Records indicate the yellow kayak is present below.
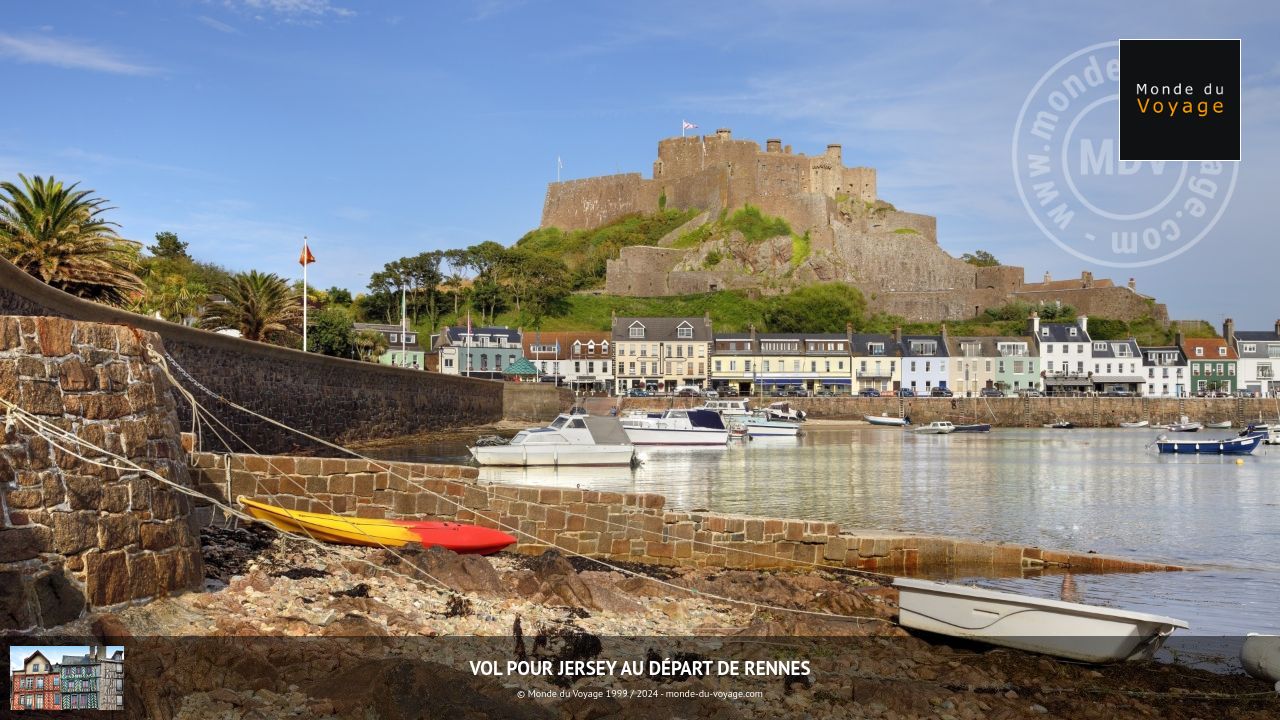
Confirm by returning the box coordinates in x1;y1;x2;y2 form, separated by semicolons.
237;496;517;553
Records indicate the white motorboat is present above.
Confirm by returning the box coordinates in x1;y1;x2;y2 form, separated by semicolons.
1118;420;1149;428
620;408;729;445
912;421;955;434
766;401;806;422
1241;634;1280;685
741;409;801;437
1163;415;1203;432
470;413;634;466
1240;423;1280;445
1205;420;1232;429
893;578;1188;663
697;398;752;417
865;414;910;427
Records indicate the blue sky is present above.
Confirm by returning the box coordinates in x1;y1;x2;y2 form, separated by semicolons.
9;645;124;670
2;1;1277;325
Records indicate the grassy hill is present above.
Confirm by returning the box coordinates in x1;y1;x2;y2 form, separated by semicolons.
513;209;698;288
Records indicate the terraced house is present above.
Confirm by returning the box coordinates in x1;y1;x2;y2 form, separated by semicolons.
1182;335;1237;395
10;650;59;711
709;326;854;395
898;329;950;394
611;313;713;393
1225;318;1280;397
1142;336;1190;398
1088;338;1144;395
432;325;525;380
1031;314;1093;396
522;331;613;392
946;335;1040;396
851;334;900;393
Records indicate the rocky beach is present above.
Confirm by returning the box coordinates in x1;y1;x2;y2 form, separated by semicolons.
28;524;1277;720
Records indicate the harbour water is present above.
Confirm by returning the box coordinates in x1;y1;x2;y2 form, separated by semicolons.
369;426;1280;638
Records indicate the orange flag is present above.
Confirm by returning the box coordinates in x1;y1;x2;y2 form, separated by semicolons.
299;242;316;266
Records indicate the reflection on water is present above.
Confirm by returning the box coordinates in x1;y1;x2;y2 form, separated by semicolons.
368;427;1280;635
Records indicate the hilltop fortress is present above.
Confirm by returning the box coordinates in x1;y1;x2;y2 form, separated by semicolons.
541;129;1167;323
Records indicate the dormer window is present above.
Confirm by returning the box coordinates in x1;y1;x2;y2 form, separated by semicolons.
1218;347;1226;356
677;321;693;339
629;322;646;338
1041;328;1049;336
868;342;884;355
1069;328;1078;336
1093;342;1107;352
1195;347;1203;356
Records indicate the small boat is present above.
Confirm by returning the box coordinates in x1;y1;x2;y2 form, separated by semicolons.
1043;420;1074;429
893;578;1188;663
1119;420;1149;429
1163;415;1203;432
1241;634;1280;684
470;412;634;466
239;497;517;554
741;409;802;437
913;421;955;434
766;401;806;422
1154;431;1264;455
621;408;729;445
697;398;751;417
952;423;992;433
1205;420;1232;429
864;414;909;427
1241;423;1280;445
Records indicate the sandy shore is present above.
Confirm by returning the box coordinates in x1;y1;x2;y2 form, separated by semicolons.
34;525;1278;719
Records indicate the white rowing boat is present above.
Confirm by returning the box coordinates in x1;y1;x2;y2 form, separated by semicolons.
893;578;1188;663
1119;420;1149;428
865;414;909;427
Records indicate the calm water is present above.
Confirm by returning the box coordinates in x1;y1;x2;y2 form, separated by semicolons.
370;427;1280;637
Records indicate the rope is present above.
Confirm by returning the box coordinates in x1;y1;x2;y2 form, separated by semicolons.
150;345;893;624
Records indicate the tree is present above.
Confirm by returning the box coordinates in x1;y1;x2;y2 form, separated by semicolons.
0;174;144;305
400;250;444;329
764;283;867;333
140;273;205;323
325;286;353;305
308;305;357;357
148;231;190;261
353;329;389;362
470;278;506;324
961;250;1000;267
461;240;507;281
504;249;570;323
199;270;301;343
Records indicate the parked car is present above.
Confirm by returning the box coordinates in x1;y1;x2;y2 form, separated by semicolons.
627;388;650;397
720;387;739;397
675;386;702;397
979;388;1004;398
815;389;833;397
859;388;881;397
1017;389;1044;397
704;390;720;399
1101;389;1133;397
894;388;915;398
784;388;807;397
929;387;954;397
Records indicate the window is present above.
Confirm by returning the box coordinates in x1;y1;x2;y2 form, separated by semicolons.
629;323;645;338
998;360;1006;373
1046;344;1053;353
677;323;693;339
1242;343;1257;353
1094;342;1108;352
1047;361;1054;371
763;360;771;372
1069;328;1077;336
1195;347;1204;357
574;361;581;373
1218;347;1226;356
1041;328;1049;336
1270;344;1280;358
406;334;415;344
389;333;398;343
868;342;885;355
1192;362;1200;374
714;360;721;372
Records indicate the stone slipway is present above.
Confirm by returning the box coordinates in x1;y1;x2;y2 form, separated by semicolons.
190;451;1182;578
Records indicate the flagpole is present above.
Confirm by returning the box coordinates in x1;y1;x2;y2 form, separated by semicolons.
301;236;308;353
556;156;561;183
400;283;407;366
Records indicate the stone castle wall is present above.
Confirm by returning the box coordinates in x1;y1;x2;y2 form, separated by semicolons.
0;259;568;455
1;317;204;631
190;451;1177;577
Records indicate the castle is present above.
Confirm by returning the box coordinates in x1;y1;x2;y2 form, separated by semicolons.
541;129;1167;324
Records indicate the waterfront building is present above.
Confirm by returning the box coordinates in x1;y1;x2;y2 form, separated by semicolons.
351;322;426;368
1225;318;1280;397
946;335;1040;396
431;325;524;381
1088;338;1144;395
851;333;900;393
1030;313;1094;395
522;331;613;392
898;329;950;394
708;326;854;395
10;651;59;711
611;314;712;393
1142;336;1190;397
1181;335;1238;395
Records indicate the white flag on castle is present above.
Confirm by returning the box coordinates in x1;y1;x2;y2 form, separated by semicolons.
682;120;698;130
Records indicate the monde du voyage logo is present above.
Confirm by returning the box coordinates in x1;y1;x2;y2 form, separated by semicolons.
1013;40;1240;268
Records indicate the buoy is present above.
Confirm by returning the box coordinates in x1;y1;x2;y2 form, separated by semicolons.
1236;458;1245;465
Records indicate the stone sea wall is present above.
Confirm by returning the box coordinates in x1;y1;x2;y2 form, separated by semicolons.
0;317;204;632
191;451;1178;577
0;258;565;454
620;395;1276;427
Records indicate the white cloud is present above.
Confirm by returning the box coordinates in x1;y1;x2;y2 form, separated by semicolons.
0;33;158;76
223;0;355;22
196;15;241;34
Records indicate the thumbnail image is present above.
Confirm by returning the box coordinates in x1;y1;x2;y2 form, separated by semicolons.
9;646;124;712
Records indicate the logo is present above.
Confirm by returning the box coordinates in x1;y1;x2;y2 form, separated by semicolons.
1012;41;1238;268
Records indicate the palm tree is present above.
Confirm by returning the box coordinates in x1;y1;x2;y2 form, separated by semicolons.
200;270;301;342
0;174;144;305
353;329;389;362
443;272;466;315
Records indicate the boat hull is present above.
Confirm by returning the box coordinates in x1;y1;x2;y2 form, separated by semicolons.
470;444;635;466
622;427;729;445
238;497;516;553
1119;421;1149;428
1155;434;1262;454
865;415;909;427
893;578;1187;663
952;424;991;433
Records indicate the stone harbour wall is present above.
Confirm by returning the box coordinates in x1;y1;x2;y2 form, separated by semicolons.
0;317;204;632
191;451;1178;577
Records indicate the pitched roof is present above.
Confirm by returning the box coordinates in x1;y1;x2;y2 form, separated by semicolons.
443;325;521;343
1182;337;1238;360
1089;338;1141;358
945;336;1034;357
502;357;540;376
612;316;712;342
522;331;611;359
1035;322;1091;343
900;335;949;357
353;323;424;350
849;333;897;355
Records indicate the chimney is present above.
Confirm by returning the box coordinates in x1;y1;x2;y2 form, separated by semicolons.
1081;271;1093;287
1043;271;1052;283
1028;311;1040;337
1275;319;1280;337
766;138;782;153
749;323;758;343
1223;318;1235;345
1175;330;1185;348
846;321;854;345
784;144;792;154
940;322;948;341
1077;315;1088;335
1128;277;1137;290
893;326;902;344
